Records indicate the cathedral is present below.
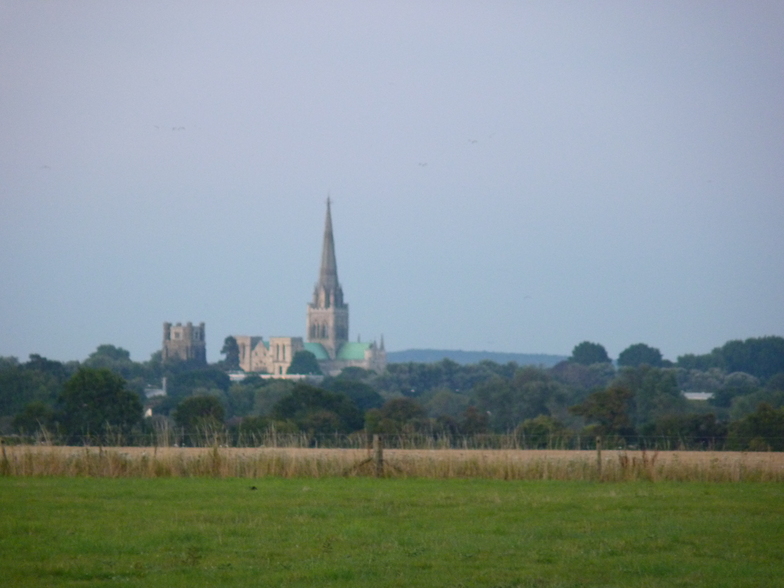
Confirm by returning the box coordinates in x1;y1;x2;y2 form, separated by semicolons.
233;200;386;376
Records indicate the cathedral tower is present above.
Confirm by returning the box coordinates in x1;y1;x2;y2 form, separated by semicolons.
306;199;349;359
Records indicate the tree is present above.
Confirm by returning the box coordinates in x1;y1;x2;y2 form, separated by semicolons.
86;344;131;363
720;337;784;380
434;414;461;436
710;372;760;408
641;413;727;449
515;415;566;449
230;415;270;445
615;365;689;426
423;388;469;419
252;380;295;416
0;355;67;418
366;397;428;435
727;403;784;451
157;368;232;416
83;344;144;385
729;373;784;420
26;354;72;381
222;385;253;419
677;336;784;380
676;352;722;371
167;369;231;397
550;360;615;394
335;367;374;381
380;397;427;423
373;358;512;398
473;367;566;432
766;373;784;391
323;379;383;411
459;406;489;434
617;343;663;368
272;384;363;434
676;367;725;396
730;388;784;420
58;368;143;439
569;385;635;438
570;342;611;365
220;336;240;371
12;401;55;435
287;350;322;375
174;395;225;433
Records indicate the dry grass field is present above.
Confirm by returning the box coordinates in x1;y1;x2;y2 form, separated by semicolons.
3;445;783;481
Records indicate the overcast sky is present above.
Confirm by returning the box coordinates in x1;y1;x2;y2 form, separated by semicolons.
1;1;783;364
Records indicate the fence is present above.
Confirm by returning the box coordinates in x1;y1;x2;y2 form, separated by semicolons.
3;440;783;482
1;428;778;452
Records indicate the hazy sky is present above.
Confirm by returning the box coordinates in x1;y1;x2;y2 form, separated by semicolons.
2;1;783;364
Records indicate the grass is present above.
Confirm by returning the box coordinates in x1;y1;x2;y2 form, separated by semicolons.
1;477;782;587
4;445;784;481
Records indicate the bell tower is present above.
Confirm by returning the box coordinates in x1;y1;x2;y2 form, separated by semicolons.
306;199;348;358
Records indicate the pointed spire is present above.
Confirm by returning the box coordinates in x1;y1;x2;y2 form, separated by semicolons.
318;197;339;290
380;334;385;351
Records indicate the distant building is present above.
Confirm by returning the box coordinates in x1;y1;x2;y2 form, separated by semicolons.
234;199;385;376
234;336;306;377
162;322;206;365
683;391;714;401
144;377;168;398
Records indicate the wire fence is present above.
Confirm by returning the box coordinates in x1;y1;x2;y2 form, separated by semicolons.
2;429;782;452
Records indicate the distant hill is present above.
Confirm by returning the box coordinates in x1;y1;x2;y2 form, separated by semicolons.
386;349;567;367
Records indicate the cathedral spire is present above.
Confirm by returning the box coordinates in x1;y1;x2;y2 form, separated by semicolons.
318;197;339;290
307;198;348;359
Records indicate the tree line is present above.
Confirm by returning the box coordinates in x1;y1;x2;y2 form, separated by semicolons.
1;337;783;450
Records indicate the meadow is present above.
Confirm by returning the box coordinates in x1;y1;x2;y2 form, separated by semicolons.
1;476;782;587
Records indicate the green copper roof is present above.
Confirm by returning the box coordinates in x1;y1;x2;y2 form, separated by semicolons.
336;342;372;361
303;342;330;360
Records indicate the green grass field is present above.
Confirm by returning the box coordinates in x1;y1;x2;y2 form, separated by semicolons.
1;478;782;587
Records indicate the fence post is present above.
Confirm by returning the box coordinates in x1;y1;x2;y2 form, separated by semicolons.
596;435;602;481
373;434;384;478
1;438;8;476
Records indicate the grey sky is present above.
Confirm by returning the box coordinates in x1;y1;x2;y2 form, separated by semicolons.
1;1;783;364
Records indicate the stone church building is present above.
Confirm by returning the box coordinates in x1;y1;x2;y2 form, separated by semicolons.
233;200;386;376
162;321;207;365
